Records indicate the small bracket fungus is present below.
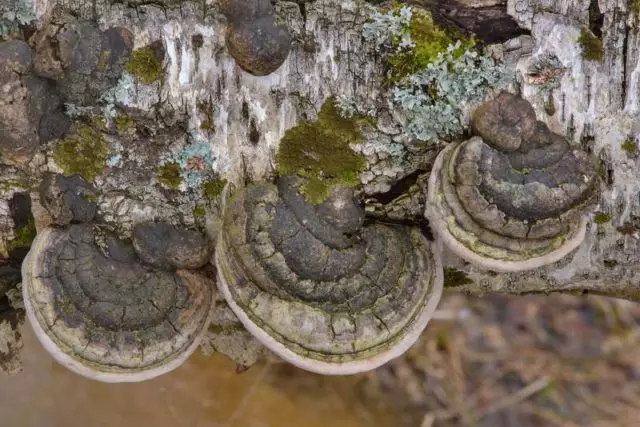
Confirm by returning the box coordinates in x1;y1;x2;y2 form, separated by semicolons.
215;176;443;375
21;224;214;382
31;12;133;104
220;0;291;76
426;92;598;272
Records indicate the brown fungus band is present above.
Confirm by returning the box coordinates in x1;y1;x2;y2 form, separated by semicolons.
215;176;443;375
426;92;598;272
21;224;214;382
219;0;291;76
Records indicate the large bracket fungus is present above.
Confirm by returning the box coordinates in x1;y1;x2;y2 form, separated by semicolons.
219;0;292;76
215;176;443;375
426;92;598;272
21;224;214;382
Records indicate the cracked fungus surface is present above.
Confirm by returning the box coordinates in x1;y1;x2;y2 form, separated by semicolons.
22;224;212;377
427;92;598;269
217;176;441;369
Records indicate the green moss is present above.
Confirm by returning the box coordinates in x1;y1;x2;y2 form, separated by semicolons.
386;8;474;83
156;162;182;189
632;0;640;17
593;212;611;224
126;46;163;84
6;217;36;256
193;204;206;219
578;28;604;61
197;100;215;131
53;125;109;183
276;97;366;204
621;137;637;154
443;267;473;287
115;114;136;133
202;175;228;200
0;179;29;193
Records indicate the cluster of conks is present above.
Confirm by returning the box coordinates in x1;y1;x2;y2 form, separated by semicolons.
215;176;443;375
426;91;598;272
21;225;214;382
219;0;292;76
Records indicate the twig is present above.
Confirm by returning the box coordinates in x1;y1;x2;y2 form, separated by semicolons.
465;376;551;425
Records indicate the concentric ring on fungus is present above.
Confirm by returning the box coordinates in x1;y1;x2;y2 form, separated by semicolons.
22;224;214;382
426;92;598;272
215;177;443;375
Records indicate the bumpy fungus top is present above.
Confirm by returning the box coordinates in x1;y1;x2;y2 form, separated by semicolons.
21;224;214;382
215;176;443;374
39;173;97;225
31;13;133;104
132;222;212;270
220;0;291;76
0;40;69;164
426;91;598;272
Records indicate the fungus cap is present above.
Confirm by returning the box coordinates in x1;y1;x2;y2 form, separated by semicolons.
426;93;598;272
215;177;443;375
22;225;214;382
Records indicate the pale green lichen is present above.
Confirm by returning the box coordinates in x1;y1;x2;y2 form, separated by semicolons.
126;46;163;84
0;0;35;39
276;97;366;204
53;125;109;183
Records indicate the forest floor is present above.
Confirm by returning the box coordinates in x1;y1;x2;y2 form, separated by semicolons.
360;293;640;426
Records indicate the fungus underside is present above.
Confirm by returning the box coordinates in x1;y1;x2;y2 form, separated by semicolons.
276;97;366;204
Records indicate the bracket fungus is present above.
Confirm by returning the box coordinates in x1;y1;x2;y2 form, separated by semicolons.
215;176;443;375
426;92;598;272
21;224;214;382
220;0;291;76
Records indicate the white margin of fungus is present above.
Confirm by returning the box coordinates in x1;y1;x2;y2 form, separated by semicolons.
425;142;588;273
214;207;444;376
22;228;215;383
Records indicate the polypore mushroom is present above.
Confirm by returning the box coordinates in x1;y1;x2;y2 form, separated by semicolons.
215;176;443;375
21;224;214;382
426;92;598;272
220;0;291;76
31;12;133;104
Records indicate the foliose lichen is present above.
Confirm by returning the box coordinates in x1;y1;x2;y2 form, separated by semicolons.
578;28;604;61
126;46;163;84
276;97;367;204
0;0;35;39
390;42;511;142
177;142;216;189
53;125;109;183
